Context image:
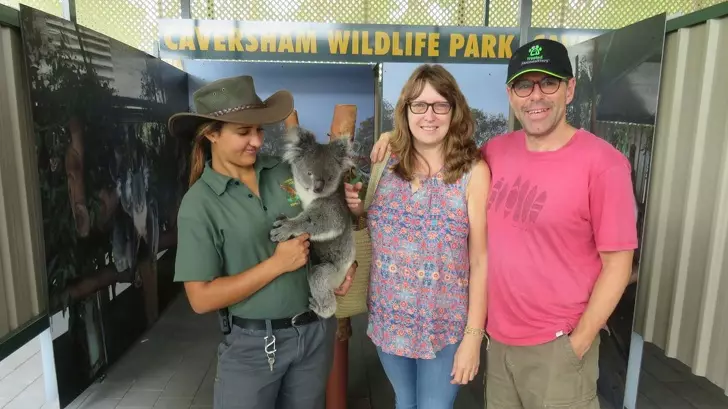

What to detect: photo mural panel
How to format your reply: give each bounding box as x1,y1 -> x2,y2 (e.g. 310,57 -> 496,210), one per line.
18,5 -> 190,406
381,62 -> 510,149
564,13 -> 666,409
184,61 -> 377,176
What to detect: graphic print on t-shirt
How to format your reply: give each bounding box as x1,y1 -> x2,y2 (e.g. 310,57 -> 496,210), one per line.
488,175 -> 548,231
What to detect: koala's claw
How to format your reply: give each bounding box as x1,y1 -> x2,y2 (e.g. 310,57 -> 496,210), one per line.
270,227 -> 289,243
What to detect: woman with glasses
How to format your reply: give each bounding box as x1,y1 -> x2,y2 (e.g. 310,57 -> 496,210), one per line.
345,64 -> 490,409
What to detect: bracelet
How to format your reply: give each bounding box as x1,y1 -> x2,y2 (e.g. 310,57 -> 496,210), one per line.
464,326 -> 491,350
464,326 -> 486,337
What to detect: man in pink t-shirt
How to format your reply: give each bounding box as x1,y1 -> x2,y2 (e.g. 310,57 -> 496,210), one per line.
481,39 -> 637,408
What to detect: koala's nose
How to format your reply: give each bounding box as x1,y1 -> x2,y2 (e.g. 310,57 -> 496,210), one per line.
313,180 -> 325,193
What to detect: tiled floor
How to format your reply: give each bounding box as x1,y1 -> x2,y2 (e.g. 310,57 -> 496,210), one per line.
63,292 -> 728,409
66,296 -> 219,409
0,333 -> 57,409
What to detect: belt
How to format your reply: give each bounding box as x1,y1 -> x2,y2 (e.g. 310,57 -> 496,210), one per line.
231,310 -> 320,331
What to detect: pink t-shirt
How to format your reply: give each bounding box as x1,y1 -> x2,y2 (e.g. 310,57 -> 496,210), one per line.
481,129 -> 638,346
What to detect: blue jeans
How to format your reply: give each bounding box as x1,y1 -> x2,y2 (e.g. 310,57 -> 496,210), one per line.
376,342 -> 461,409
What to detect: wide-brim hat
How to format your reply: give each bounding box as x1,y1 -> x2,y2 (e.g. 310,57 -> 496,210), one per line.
168,75 -> 294,138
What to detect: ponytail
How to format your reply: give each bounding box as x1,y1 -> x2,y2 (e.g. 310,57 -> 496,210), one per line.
188,121 -> 223,187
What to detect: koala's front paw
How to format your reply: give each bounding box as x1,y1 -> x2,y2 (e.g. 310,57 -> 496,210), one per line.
272,216 -> 288,228
270,219 -> 294,242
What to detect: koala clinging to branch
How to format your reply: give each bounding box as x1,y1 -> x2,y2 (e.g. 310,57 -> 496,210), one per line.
269,126 -> 356,318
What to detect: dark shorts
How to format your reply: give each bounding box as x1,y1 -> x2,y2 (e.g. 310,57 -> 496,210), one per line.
485,334 -> 601,409
214,315 -> 336,409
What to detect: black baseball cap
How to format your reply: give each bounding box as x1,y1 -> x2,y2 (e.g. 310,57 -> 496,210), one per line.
506,39 -> 574,84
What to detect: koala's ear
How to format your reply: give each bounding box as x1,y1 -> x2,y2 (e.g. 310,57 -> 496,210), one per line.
282,126 -> 318,163
282,127 -> 302,163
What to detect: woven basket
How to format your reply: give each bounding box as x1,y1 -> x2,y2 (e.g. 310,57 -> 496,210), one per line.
334,152 -> 390,318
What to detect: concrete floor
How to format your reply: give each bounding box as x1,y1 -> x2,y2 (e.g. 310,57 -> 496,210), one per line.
63,293 -> 727,409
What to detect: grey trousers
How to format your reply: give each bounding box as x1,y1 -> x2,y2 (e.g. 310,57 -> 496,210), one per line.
214,315 -> 336,409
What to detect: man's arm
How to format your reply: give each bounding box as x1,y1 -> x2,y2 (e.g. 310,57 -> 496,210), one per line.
570,249 -> 633,357
570,160 -> 638,358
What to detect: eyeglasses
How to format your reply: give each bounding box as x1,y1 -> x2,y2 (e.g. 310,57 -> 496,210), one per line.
510,77 -> 562,98
408,101 -> 452,115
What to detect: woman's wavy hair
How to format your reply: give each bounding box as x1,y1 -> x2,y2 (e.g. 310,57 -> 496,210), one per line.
389,64 -> 480,185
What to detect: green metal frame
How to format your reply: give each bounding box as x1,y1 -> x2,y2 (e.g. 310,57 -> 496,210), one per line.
0,315 -> 50,363
0,4 -> 19,28
666,1 -> 728,33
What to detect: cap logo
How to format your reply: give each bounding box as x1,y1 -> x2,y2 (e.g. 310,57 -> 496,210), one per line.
527,45 -> 543,60
520,44 -> 549,67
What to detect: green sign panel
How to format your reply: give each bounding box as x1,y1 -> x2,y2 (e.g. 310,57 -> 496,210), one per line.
157,19 -> 606,64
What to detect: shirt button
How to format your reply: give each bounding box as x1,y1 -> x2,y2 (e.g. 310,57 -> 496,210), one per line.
234,181 -> 240,185
248,194 -> 253,198
263,206 -> 268,211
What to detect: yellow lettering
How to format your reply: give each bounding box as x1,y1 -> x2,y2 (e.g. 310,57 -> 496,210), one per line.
480,34 -> 496,58
449,34 -> 464,57
328,30 -> 350,54
352,31 -> 359,54
163,35 -> 178,50
213,35 -> 226,51
414,32 -> 427,56
361,31 -> 373,55
374,31 -> 390,55
296,32 -> 317,53
427,33 -> 440,57
261,34 -> 276,52
499,34 -> 514,58
392,32 -> 403,56
179,35 -> 195,51
228,30 -> 244,51
278,34 -> 294,53
246,34 -> 259,52
405,32 -> 412,56
194,28 -> 210,51
464,34 -> 479,57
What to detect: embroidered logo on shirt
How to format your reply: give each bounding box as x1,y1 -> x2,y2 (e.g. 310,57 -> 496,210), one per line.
280,178 -> 301,207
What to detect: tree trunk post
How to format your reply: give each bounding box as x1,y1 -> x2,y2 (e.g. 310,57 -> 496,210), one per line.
326,104 -> 357,409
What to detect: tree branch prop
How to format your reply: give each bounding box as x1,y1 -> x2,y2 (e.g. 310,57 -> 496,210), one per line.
50,229 -> 177,313
66,116 -> 91,237
284,110 -> 299,130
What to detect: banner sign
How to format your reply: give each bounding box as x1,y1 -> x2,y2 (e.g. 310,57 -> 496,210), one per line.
157,19 -> 606,64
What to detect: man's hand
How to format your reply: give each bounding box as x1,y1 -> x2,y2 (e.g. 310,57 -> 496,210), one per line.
568,332 -> 594,360
334,261 -> 357,296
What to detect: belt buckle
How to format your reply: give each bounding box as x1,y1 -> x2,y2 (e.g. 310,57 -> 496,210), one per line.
291,312 -> 306,327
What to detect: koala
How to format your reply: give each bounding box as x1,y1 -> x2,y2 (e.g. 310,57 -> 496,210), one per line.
269,126 -> 356,318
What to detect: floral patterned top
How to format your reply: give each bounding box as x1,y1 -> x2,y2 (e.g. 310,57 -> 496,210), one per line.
366,155 -> 472,359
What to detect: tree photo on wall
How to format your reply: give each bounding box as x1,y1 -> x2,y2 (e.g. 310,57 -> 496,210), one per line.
19,6 -> 190,393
